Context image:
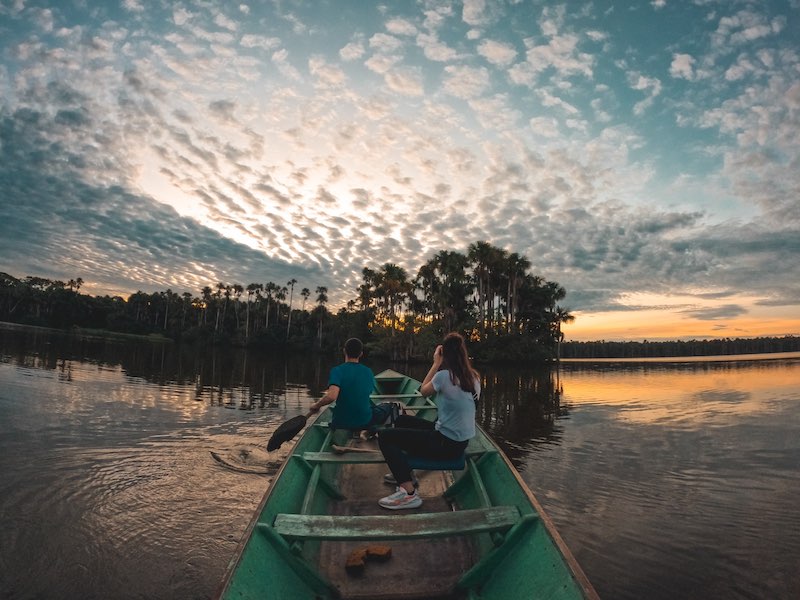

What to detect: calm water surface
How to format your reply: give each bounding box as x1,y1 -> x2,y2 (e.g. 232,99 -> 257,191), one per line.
0,326 -> 798,600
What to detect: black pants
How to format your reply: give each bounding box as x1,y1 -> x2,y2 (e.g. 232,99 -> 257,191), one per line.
377,414 -> 468,485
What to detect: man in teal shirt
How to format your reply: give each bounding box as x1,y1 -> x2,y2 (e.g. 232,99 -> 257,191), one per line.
309,338 -> 382,430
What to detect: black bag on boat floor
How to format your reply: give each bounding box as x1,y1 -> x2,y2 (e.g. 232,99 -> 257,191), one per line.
373,401 -> 403,427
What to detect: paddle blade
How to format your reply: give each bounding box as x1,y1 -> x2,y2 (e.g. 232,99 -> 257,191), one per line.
267,414 -> 308,451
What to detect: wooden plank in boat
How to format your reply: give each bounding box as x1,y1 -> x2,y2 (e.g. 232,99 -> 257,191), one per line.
272,505 -> 521,540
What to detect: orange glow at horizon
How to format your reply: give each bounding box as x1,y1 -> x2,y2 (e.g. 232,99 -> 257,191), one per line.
563,312 -> 800,342
562,292 -> 800,341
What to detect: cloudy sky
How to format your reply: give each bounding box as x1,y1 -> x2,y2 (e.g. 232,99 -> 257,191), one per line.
0,0 -> 798,341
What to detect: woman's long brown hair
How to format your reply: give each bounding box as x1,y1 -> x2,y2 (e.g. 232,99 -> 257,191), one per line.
440,332 -> 479,395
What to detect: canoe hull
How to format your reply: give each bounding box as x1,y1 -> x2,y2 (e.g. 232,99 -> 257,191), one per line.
215,369 -> 599,600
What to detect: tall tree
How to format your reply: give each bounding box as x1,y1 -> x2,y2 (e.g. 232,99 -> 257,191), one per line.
181,291 -> 193,329
553,306 -> 574,361
315,286 -> 328,347
275,286 -> 287,326
232,284 -> 244,330
486,245 -> 509,335
375,263 -> 411,336
286,278 -> 297,339
505,252 -> 531,333
415,251 -> 471,333
435,250 -> 471,332
201,286 -> 213,325
359,267 -> 377,311
263,282 -> 276,329
162,289 -> 178,330
214,282 -> 226,333
467,241 -> 493,339
245,283 -> 261,340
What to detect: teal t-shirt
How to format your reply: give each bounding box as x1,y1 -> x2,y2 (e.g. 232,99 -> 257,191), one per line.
328,362 -> 376,429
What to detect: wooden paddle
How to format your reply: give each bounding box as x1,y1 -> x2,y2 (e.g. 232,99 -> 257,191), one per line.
267,409 -> 316,451
331,444 -> 380,454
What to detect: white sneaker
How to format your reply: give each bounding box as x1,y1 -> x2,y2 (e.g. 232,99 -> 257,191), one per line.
383,472 -> 418,487
378,487 -> 422,510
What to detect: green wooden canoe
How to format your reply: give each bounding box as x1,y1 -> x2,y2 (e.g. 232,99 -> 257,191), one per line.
214,369 -> 600,600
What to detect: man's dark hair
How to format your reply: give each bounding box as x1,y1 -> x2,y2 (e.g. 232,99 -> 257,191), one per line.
344,337 -> 363,359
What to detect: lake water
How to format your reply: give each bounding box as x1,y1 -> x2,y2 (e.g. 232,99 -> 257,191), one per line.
1,326 -> 798,600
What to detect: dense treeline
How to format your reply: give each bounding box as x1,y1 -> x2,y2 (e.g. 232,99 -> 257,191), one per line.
0,241 -> 572,361
562,336 -> 800,359
4,241 -> 796,361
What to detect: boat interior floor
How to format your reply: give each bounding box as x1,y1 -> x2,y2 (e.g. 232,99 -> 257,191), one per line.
317,441 -> 476,600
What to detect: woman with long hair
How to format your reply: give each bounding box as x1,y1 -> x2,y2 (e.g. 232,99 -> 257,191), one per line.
377,332 -> 480,510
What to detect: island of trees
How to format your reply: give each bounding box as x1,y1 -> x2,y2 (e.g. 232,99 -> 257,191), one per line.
1,240 -> 797,361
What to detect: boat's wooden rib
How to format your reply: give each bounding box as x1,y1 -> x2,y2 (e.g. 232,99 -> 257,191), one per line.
214,368 -> 600,600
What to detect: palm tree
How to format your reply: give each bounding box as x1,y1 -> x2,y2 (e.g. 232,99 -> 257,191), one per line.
300,287 -> 310,311
214,282 -> 226,333
415,251 -> 471,332
315,286 -> 328,347
514,273 -> 547,337
553,306 -> 574,361
486,245 -> 509,335
275,286 -> 287,327
415,260 -> 438,321
192,295 -> 205,326
315,286 -> 328,307
252,283 -> 263,332
201,286 -> 213,325
245,283 -> 261,340
162,289 -> 178,330
286,278 -> 298,339
181,292 -> 193,329
359,267 -> 377,312
505,252 -> 531,333
467,241 -> 493,339
232,284 -> 244,330
435,250 -> 471,332
263,282 -> 276,328
375,263 -> 411,336
544,281 -> 567,312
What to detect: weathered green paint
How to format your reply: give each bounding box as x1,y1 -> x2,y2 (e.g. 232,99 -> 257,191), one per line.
457,514 -> 540,590
301,450 -> 386,464
214,369 -> 601,600
272,505 -> 522,540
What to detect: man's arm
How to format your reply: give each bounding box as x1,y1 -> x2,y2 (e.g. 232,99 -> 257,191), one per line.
310,385 -> 340,413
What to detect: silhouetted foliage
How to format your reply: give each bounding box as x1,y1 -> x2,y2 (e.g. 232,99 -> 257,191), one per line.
4,240 -> 793,362
561,337 -> 800,358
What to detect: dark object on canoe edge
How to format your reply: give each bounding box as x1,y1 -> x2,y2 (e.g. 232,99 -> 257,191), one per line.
267,411 -> 313,451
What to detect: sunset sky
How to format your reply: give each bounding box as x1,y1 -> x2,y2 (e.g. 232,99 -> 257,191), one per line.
1,0 -> 798,341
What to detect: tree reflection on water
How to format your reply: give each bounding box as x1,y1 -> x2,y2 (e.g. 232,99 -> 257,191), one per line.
475,365 -> 567,467
0,325 -> 338,412
1,325 -> 572,462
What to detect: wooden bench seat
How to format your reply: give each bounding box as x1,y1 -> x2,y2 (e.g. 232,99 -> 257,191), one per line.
268,505 -> 522,541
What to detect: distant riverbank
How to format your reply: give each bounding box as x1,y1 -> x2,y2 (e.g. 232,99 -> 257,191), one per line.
0,321 -> 171,343
3,321 -> 799,363
562,351 -> 800,363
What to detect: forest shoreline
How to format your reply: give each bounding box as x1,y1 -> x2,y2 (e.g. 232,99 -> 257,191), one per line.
2,320 -> 797,362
